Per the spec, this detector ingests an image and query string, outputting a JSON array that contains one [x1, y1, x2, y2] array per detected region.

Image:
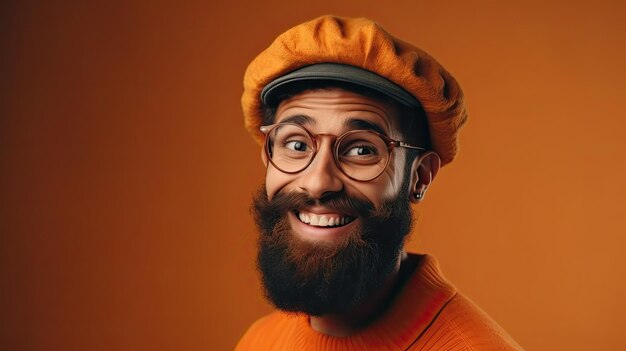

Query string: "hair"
[[262, 80, 431, 178]]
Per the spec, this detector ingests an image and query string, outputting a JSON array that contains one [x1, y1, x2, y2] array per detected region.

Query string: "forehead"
[[274, 88, 403, 136]]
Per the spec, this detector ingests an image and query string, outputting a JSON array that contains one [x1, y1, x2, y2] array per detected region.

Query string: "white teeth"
[[310, 215, 319, 226], [296, 211, 353, 227], [319, 216, 328, 226], [298, 212, 309, 224]]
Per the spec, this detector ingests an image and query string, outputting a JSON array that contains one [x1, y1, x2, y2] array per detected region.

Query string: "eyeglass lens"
[[266, 124, 389, 181]]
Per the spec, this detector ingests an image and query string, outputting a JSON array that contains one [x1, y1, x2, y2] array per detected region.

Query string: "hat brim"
[[260, 63, 422, 109]]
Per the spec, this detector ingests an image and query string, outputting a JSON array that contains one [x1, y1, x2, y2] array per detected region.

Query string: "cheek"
[[381, 154, 407, 198], [265, 167, 295, 200], [350, 170, 404, 207], [353, 184, 388, 209]]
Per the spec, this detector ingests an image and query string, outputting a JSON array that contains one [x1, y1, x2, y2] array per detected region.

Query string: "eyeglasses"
[[260, 123, 425, 182]]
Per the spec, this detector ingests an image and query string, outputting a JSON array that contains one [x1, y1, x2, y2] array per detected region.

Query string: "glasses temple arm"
[[397, 141, 425, 151]]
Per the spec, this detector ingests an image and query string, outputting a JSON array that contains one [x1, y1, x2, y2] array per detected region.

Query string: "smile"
[[294, 210, 355, 228]]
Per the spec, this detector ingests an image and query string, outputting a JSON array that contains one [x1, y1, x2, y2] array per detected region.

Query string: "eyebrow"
[[279, 114, 316, 126], [278, 115, 389, 136], [344, 119, 388, 136]]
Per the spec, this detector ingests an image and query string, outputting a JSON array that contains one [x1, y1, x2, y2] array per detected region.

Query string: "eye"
[[284, 140, 309, 152], [344, 144, 378, 156]]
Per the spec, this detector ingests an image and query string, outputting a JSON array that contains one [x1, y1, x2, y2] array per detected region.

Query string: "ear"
[[409, 151, 441, 203]]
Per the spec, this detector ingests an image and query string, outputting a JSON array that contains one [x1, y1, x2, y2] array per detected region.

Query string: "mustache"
[[254, 189, 376, 220]]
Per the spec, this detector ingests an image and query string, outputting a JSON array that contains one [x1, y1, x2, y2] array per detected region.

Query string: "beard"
[[251, 183, 413, 316]]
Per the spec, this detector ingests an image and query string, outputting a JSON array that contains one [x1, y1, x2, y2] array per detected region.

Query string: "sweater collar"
[[286, 254, 457, 350]]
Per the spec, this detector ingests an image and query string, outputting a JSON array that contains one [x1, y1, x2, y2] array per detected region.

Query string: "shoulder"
[[234, 311, 303, 351], [434, 293, 524, 350]]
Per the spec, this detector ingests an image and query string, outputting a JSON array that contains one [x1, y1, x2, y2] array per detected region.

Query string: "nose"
[[297, 139, 344, 199]]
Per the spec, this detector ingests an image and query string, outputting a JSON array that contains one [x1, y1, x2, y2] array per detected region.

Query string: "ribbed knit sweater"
[[235, 254, 523, 350]]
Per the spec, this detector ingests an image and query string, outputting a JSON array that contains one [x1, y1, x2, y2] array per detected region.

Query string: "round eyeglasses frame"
[[260, 122, 426, 182]]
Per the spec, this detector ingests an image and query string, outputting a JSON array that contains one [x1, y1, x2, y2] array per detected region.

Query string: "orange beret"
[[242, 15, 468, 166]]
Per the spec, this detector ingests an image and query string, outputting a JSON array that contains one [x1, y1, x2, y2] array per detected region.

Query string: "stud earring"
[[415, 192, 423, 200]]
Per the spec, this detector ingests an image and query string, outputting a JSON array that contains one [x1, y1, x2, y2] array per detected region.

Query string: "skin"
[[261, 88, 441, 336]]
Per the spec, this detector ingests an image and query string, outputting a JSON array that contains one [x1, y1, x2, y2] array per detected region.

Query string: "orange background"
[[1, 1, 625, 350]]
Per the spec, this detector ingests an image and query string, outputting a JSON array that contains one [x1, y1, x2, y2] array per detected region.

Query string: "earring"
[[415, 192, 423, 200]]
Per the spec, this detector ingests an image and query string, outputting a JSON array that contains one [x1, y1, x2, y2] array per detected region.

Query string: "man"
[[236, 15, 522, 350]]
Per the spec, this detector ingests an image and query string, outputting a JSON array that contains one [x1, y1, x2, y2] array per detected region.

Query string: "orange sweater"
[[235, 254, 523, 350]]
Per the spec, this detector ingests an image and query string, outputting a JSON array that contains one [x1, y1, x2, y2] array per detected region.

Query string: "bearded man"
[[236, 15, 523, 350]]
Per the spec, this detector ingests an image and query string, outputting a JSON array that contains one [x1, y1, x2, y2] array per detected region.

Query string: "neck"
[[309, 250, 414, 337]]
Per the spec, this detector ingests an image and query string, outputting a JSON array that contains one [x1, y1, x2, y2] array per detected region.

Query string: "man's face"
[[252, 88, 414, 316], [266, 88, 408, 214]]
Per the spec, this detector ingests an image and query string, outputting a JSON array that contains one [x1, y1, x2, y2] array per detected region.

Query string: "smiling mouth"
[[294, 210, 355, 227]]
